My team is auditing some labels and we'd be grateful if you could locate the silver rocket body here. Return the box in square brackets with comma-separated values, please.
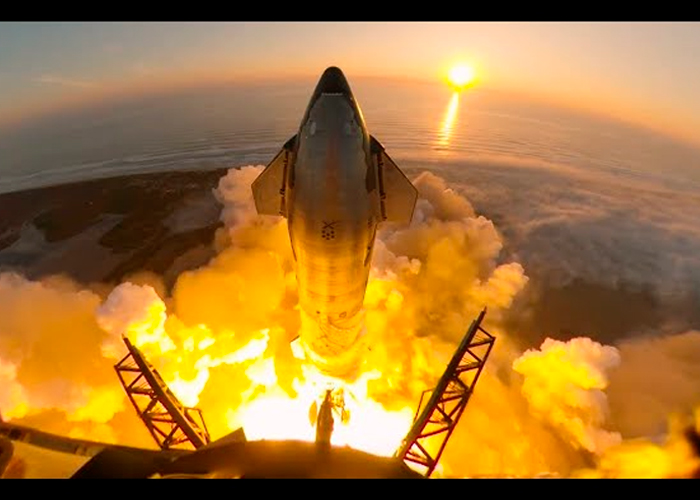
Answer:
[252, 67, 417, 377]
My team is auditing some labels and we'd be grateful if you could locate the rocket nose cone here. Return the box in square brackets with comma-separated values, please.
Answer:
[300, 66, 362, 128]
[315, 66, 351, 96]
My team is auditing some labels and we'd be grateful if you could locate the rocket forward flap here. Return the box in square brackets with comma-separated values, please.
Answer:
[251, 150, 286, 216]
[371, 136, 418, 225]
[251, 135, 296, 217]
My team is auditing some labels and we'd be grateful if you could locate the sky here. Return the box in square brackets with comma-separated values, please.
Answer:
[1, 22, 700, 145]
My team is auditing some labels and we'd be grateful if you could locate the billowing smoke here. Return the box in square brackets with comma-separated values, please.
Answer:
[97, 282, 172, 359]
[513, 337, 622, 455]
[0, 358, 27, 421]
[0, 273, 133, 444]
[0, 165, 699, 478]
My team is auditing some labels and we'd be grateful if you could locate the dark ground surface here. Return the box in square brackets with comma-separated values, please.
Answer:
[0, 169, 228, 289]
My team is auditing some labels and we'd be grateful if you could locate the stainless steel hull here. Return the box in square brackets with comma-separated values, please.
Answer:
[252, 67, 417, 377]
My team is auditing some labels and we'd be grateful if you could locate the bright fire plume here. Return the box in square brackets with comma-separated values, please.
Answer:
[1, 166, 700, 478]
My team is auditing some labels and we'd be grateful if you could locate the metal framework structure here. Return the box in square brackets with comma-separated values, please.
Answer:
[114, 336, 211, 450]
[395, 308, 495, 477]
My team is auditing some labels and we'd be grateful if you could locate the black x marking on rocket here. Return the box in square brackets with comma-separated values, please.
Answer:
[321, 221, 339, 240]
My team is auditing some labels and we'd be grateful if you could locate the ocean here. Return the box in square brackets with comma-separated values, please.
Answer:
[1, 77, 699, 195]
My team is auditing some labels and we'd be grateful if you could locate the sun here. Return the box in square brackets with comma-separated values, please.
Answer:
[447, 64, 476, 90]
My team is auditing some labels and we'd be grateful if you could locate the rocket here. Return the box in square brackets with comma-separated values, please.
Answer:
[251, 67, 417, 378]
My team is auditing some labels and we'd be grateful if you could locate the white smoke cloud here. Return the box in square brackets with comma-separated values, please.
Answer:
[0, 358, 29, 420]
[214, 165, 277, 233]
[96, 282, 171, 359]
[0, 272, 128, 433]
[513, 337, 622, 455]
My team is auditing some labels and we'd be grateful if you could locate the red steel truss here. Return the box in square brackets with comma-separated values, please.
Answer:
[114, 336, 210, 450]
[395, 308, 495, 477]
